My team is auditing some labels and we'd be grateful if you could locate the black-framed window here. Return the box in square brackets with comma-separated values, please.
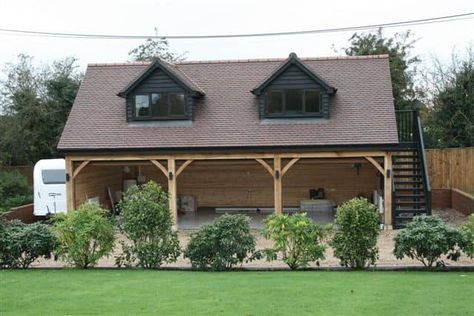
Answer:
[266, 89, 322, 116]
[133, 92, 186, 119]
[135, 95, 150, 118]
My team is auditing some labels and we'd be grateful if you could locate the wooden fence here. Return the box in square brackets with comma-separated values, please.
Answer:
[425, 147, 474, 193]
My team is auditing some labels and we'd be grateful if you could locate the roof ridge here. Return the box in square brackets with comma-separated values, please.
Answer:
[87, 54, 389, 67]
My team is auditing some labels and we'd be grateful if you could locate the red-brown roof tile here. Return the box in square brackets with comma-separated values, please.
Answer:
[58, 55, 398, 151]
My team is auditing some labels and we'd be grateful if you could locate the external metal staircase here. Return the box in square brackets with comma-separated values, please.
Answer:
[393, 110, 432, 228]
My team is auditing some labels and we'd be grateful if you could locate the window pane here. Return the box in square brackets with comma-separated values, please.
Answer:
[267, 91, 283, 114]
[169, 93, 186, 116]
[156, 93, 169, 117]
[135, 95, 150, 117]
[151, 93, 160, 117]
[305, 90, 321, 113]
[285, 90, 303, 112]
[42, 169, 66, 184]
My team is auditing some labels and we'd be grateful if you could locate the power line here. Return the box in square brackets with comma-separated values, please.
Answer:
[0, 12, 473, 40]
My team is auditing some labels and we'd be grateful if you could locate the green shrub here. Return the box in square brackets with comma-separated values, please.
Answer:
[184, 214, 256, 271]
[331, 198, 380, 269]
[393, 215, 463, 268]
[0, 219, 56, 269]
[460, 214, 474, 258]
[53, 203, 115, 268]
[116, 181, 180, 268]
[0, 171, 32, 212]
[1, 195, 33, 213]
[262, 213, 326, 270]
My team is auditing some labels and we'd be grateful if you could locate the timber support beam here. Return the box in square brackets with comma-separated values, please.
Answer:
[273, 156, 282, 214]
[167, 158, 177, 228]
[383, 153, 393, 229]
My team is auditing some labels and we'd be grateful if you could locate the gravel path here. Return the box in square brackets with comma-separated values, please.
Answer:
[32, 208, 473, 269]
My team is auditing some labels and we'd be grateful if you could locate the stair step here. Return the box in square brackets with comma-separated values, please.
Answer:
[395, 201, 426, 205]
[393, 161, 421, 166]
[394, 180, 423, 185]
[394, 194, 425, 198]
[393, 167, 421, 172]
[394, 208, 428, 213]
[395, 187, 425, 194]
[393, 175, 423, 179]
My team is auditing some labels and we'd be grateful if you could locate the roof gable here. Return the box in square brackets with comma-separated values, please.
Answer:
[251, 53, 336, 96]
[117, 59, 205, 98]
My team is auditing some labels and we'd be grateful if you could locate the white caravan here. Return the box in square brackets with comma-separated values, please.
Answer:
[33, 159, 67, 216]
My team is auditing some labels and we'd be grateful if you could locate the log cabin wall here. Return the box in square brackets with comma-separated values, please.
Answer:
[74, 159, 380, 209]
[282, 160, 379, 206]
[74, 165, 124, 208]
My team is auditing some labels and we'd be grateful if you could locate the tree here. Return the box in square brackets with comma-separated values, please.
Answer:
[423, 49, 474, 148]
[0, 55, 82, 165]
[343, 29, 422, 110]
[129, 28, 186, 63]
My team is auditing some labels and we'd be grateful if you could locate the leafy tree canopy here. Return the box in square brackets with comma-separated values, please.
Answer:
[0, 55, 82, 165]
[423, 49, 474, 148]
[343, 29, 422, 110]
[129, 28, 186, 63]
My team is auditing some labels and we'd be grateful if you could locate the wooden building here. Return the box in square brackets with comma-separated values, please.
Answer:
[58, 53, 431, 229]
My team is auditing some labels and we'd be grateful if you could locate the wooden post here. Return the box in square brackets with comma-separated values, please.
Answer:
[274, 155, 282, 214]
[167, 158, 177, 228]
[384, 153, 393, 229]
[65, 157, 75, 212]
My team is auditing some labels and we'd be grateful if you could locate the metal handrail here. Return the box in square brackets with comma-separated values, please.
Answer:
[415, 113, 432, 214]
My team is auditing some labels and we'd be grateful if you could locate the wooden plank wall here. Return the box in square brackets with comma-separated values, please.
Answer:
[161, 159, 379, 207]
[425, 147, 474, 193]
[74, 165, 124, 208]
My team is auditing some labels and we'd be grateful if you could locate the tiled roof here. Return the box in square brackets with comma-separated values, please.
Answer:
[58, 54, 398, 151]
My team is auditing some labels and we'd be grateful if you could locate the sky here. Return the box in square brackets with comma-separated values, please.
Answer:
[0, 0, 473, 71]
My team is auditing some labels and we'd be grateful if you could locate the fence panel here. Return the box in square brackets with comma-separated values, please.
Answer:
[425, 147, 474, 193]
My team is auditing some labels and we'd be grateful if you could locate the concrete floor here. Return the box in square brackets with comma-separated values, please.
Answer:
[177, 207, 335, 229]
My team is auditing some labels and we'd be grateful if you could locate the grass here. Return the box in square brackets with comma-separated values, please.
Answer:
[1, 270, 473, 315]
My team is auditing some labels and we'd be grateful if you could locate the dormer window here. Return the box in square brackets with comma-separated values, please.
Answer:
[267, 89, 321, 116]
[252, 53, 336, 119]
[133, 92, 186, 120]
[118, 59, 205, 122]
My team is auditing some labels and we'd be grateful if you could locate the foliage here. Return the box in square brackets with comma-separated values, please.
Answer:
[423, 48, 474, 148]
[0, 170, 32, 212]
[0, 195, 33, 213]
[0, 55, 82, 165]
[53, 203, 115, 268]
[331, 198, 380, 269]
[184, 214, 256, 271]
[459, 214, 474, 258]
[343, 29, 422, 110]
[262, 213, 326, 270]
[393, 215, 464, 268]
[0, 219, 56, 268]
[116, 181, 180, 268]
[129, 29, 186, 63]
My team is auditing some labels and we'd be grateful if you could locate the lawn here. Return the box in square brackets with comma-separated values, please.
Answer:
[1, 270, 473, 315]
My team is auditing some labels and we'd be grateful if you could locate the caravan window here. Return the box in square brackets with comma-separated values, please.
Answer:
[42, 169, 66, 184]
